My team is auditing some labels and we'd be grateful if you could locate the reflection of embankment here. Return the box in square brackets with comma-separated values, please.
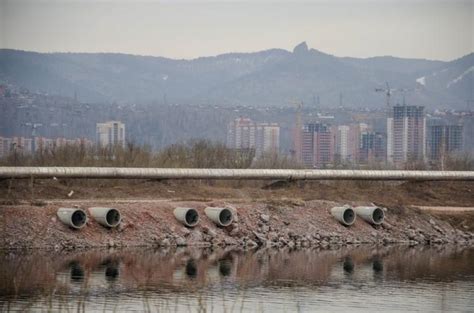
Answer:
[381, 245, 474, 281]
[1, 246, 473, 298]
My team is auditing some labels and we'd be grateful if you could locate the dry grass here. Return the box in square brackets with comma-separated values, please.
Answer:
[2, 140, 472, 170]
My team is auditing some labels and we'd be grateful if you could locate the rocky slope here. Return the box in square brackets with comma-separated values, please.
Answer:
[1, 199, 473, 250]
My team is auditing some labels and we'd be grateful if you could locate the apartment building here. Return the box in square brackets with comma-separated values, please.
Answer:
[427, 124, 463, 161]
[227, 118, 280, 158]
[387, 105, 425, 164]
[96, 121, 126, 148]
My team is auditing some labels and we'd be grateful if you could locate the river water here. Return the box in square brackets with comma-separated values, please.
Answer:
[1, 245, 473, 312]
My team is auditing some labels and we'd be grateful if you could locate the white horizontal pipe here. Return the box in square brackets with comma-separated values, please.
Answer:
[0, 167, 473, 181]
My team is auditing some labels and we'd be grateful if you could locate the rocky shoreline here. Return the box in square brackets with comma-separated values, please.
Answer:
[1, 199, 473, 251]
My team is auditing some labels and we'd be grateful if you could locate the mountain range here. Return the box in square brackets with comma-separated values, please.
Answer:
[0, 42, 472, 109]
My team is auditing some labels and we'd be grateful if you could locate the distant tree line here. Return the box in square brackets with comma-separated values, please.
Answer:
[0, 139, 472, 170]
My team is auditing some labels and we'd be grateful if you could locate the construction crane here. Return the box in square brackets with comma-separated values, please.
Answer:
[375, 82, 417, 112]
[375, 82, 394, 110]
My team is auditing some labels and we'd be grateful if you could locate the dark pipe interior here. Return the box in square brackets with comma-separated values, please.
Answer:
[373, 259, 384, 273]
[219, 258, 233, 277]
[106, 209, 121, 227]
[69, 261, 84, 282]
[372, 208, 385, 224]
[186, 259, 197, 278]
[71, 210, 87, 228]
[219, 208, 233, 226]
[343, 208, 355, 224]
[105, 265, 120, 281]
[343, 257, 354, 274]
[185, 209, 199, 226]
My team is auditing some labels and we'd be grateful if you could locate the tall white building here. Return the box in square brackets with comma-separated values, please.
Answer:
[334, 123, 371, 163]
[256, 123, 280, 157]
[227, 118, 280, 157]
[96, 121, 126, 148]
[335, 125, 350, 161]
[226, 118, 256, 150]
[387, 105, 425, 164]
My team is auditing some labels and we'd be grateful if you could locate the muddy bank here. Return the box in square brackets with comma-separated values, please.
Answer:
[1, 198, 473, 250]
[2, 179, 474, 207]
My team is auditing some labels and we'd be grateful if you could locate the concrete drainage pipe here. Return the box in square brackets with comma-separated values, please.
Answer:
[57, 208, 87, 229]
[174, 207, 200, 227]
[354, 206, 385, 225]
[204, 207, 234, 227]
[331, 205, 356, 226]
[88, 207, 122, 228]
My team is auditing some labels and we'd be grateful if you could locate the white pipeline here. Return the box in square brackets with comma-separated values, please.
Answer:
[1, 167, 473, 181]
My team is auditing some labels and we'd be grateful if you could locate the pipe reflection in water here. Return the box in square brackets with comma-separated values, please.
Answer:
[185, 259, 198, 279]
[100, 258, 120, 282]
[218, 255, 234, 277]
[343, 256, 355, 275]
[372, 258, 384, 273]
[69, 260, 84, 283]
[2, 246, 474, 312]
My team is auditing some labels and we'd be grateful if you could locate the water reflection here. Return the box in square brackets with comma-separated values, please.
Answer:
[1, 245, 473, 312]
[218, 257, 233, 277]
[372, 258, 384, 273]
[185, 259, 197, 279]
[343, 256, 354, 275]
[100, 258, 120, 282]
[69, 260, 85, 283]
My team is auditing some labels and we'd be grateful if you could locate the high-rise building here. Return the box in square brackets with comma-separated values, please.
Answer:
[373, 132, 387, 162]
[0, 136, 93, 157]
[227, 118, 280, 157]
[427, 124, 463, 161]
[226, 118, 256, 151]
[0, 137, 12, 158]
[96, 121, 126, 148]
[256, 123, 280, 157]
[34, 137, 55, 151]
[387, 105, 425, 164]
[334, 125, 350, 162]
[0, 137, 35, 156]
[301, 122, 334, 168]
[334, 124, 360, 163]
[334, 123, 382, 164]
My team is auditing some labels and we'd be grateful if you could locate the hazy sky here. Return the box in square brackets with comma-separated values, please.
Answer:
[1, 0, 472, 61]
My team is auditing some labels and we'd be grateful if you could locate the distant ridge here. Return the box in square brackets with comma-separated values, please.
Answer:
[0, 43, 472, 109]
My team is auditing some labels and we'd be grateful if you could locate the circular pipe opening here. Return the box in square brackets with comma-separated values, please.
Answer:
[106, 209, 121, 227]
[71, 210, 87, 229]
[219, 208, 233, 226]
[372, 208, 384, 225]
[185, 209, 199, 227]
[343, 208, 356, 225]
